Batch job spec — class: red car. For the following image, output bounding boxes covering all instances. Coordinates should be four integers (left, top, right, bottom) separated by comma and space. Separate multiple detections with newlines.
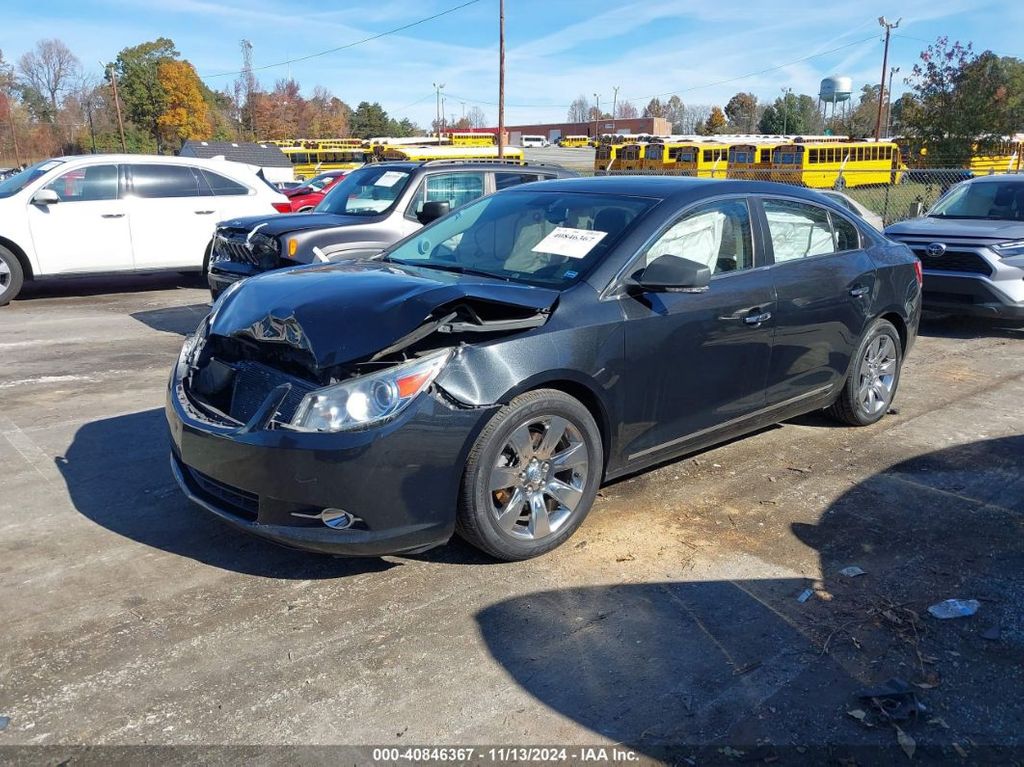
284, 170, 349, 212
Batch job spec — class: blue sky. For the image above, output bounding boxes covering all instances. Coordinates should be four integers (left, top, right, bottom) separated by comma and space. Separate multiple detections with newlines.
3, 0, 1022, 128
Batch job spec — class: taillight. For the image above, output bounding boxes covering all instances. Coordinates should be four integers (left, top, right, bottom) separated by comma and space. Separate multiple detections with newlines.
272, 202, 291, 213
913, 259, 923, 286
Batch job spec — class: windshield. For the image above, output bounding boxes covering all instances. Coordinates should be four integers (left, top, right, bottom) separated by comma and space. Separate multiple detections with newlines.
0, 159, 65, 199
314, 165, 412, 215
384, 190, 655, 288
929, 180, 1024, 220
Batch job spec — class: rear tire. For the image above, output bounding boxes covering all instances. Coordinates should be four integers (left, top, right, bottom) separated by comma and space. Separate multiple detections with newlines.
457, 389, 603, 561
828, 318, 902, 426
0, 245, 25, 306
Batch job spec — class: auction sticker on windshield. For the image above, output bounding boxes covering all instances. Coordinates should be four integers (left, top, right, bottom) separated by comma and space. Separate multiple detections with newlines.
531, 227, 607, 259
375, 171, 406, 187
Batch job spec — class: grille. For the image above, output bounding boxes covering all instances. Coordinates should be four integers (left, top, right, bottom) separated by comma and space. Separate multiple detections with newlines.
229, 361, 315, 424
910, 248, 993, 276
189, 468, 258, 521
213, 231, 260, 266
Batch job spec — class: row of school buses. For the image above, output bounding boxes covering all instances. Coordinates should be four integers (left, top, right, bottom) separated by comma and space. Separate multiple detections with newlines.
263, 132, 1023, 189
596, 133, 1024, 189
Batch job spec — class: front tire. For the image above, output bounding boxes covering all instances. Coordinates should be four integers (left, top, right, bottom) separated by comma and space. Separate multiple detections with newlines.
0, 245, 25, 306
828, 318, 902, 426
457, 389, 603, 561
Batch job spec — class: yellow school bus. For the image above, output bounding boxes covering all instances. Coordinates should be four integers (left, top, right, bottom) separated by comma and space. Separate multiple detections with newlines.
380, 145, 525, 163
770, 141, 905, 188
726, 143, 780, 180
281, 147, 373, 178
617, 142, 649, 171
641, 141, 728, 177
969, 138, 1023, 174
558, 135, 591, 148
594, 142, 629, 171
641, 142, 697, 174
450, 132, 497, 147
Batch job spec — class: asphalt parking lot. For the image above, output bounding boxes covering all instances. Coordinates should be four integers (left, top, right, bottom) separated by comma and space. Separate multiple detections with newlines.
2, 275, 1023, 760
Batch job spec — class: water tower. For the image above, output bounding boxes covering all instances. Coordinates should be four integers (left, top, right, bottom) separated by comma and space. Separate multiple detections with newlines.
819, 75, 853, 121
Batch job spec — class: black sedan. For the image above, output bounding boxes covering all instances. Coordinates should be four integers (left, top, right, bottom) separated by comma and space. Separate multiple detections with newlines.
167, 177, 921, 561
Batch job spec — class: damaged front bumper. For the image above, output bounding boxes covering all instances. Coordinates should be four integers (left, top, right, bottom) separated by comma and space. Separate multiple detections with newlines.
166, 367, 496, 557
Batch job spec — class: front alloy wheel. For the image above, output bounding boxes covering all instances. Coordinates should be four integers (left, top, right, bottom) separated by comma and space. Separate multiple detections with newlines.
458, 390, 603, 560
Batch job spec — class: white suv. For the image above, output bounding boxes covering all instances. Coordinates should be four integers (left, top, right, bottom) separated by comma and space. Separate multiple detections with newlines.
0, 154, 289, 305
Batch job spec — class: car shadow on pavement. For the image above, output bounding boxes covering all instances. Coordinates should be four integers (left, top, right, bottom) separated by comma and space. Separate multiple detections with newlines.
16, 272, 205, 301
131, 304, 210, 336
476, 436, 1024, 760
56, 408, 398, 579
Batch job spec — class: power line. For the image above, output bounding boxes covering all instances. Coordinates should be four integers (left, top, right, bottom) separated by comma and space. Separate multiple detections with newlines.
201, 0, 482, 79
447, 33, 881, 115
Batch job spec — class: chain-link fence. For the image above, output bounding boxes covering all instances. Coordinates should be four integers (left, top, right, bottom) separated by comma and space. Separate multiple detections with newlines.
578, 168, 1023, 227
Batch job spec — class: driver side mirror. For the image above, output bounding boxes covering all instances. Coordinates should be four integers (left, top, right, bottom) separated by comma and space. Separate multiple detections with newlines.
628, 255, 711, 293
417, 200, 450, 225
32, 189, 60, 206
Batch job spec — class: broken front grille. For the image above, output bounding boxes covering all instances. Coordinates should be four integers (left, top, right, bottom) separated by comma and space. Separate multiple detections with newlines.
229, 361, 315, 424
213, 231, 260, 266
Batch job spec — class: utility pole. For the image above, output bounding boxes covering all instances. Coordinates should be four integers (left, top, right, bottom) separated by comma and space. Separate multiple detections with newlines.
611, 85, 619, 133
885, 65, 900, 138
593, 92, 600, 139
781, 87, 792, 135
874, 16, 900, 141
497, 0, 505, 157
433, 82, 445, 140
104, 62, 127, 152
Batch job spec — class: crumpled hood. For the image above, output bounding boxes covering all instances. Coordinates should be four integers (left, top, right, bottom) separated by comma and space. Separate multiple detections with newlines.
219, 211, 384, 238
208, 260, 559, 369
885, 216, 1024, 241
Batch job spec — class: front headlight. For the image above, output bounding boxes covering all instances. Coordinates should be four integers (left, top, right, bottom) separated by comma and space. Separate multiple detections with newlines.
178, 316, 209, 370
993, 240, 1024, 258
289, 351, 451, 433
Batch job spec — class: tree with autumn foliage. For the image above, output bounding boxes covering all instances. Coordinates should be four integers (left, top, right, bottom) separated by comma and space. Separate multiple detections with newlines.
700, 106, 727, 135
156, 59, 211, 146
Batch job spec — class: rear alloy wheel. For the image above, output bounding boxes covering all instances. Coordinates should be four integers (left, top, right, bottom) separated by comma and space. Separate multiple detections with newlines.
457, 389, 603, 560
0, 245, 25, 306
829, 318, 902, 426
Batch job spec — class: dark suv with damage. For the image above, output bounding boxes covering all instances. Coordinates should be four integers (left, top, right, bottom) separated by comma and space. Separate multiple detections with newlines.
885, 175, 1024, 318
206, 160, 576, 297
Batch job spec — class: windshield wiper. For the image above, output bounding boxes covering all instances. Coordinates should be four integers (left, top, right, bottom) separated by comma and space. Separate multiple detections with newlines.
392, 260, 510, 282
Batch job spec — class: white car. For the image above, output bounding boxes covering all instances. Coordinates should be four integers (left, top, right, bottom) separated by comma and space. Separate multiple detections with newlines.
0, 154, 289, 305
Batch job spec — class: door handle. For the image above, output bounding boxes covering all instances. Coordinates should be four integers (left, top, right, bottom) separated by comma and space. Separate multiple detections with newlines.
744, 311, 772, 325
194, 210, 216, 215
849, 285, 870, 298
101, 213, 125, 219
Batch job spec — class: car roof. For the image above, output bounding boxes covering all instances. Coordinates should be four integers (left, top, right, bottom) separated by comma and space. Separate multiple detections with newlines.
50, 154, 261, 173
505, 175, 843, 203
369, 160, 574, 176
963, 174, 1024, 184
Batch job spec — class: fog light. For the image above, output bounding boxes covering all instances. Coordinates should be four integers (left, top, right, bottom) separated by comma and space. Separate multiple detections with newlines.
321, 508, 356, 529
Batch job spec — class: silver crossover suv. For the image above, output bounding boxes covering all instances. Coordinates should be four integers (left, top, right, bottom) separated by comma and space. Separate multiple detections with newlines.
885, 175, 1024, 319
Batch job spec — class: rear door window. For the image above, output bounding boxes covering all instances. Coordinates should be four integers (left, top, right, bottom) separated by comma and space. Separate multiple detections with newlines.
494, 172, 545, 191
763, 199, 836, 262
130, 164, 202, 198
199, 169, 250, 196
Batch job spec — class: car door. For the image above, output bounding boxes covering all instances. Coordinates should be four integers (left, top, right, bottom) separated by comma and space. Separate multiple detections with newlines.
758, 196, 875, 407
620, 197, 776, 461
26, 163, 133, 275
125, 164, 215, 270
